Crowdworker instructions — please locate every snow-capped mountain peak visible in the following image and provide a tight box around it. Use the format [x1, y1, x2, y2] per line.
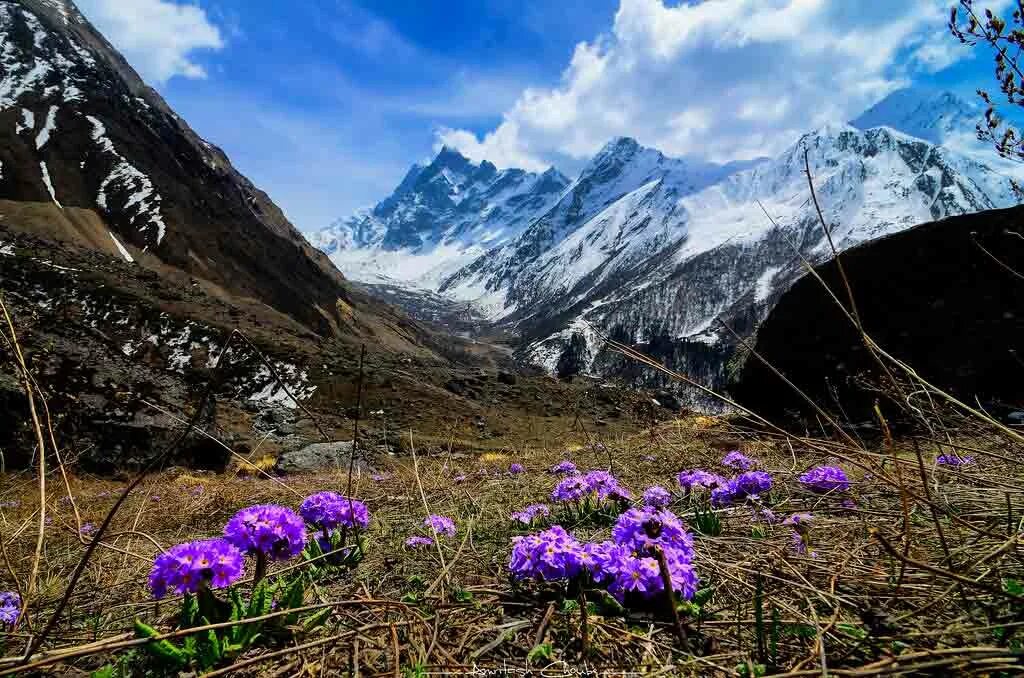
[310, 146, 571, 287]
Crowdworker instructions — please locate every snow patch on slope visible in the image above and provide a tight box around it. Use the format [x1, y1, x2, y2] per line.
[35, 104, 56, 148]
[39, 161, 60, 207]
[87, 115, 168, 245]
[107, 230, 134, 263]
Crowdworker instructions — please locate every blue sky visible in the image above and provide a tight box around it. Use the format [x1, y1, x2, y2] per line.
[76, 0, 1007, 233]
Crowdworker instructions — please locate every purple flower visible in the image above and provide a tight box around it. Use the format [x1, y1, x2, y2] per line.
[937, 454, 975, 467]
[453, 474, 468, 483]
[509, 463, 526, 474]
[722, 450, 755, 470]
[224, 504, 307, 561]
[549, 460, 578, 475]
[551, 470, 630, 503]
[799, 466, 850, 493]
[148, 538, 244, 599]
[508, 525, 586, 581]
[511, 504, 550, 525]
[190, 485, 205, 496]
[300, 492, 371, 531]
[0, 591, 20, 626]
[611, 507, 694, 554]
[642, 486, 672, 508]
[711, 471, 773, 506]
[424, 514, 456, 538]
[677, 470, 726, 492]
[783, 512, 814, 528]
[80, 522, 96, 536]
[371, 473, 389, 482]
[405, 536, 434, 549]
[643, 455, 657, 462]
[552, 475, 590, 502]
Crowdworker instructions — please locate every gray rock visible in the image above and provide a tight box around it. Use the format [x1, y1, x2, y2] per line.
[1007, 411, 1024, 425]
[274, 441, 368, 475]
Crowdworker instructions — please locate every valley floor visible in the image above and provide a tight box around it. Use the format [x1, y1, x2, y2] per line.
[0, 415, 1022, 676]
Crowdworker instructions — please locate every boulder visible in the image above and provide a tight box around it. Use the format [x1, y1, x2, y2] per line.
[274, 441, 368, 475]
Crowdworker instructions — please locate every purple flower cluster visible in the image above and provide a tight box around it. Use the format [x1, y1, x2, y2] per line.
[799, 466, 850, 493]
[405, 536, 434, 549]
[937, 454, 975, 467]
[551, 470, 630, 503]
[550, 460, 578, 475]
[511, 504, 551, 525]
[424, 514, 457, 538]
[642, 486, 672, 508]
[722, 450, 755, 470]
[509, 463, 526, 474]
[0, 591, 20, 626]
[148, 538, 244, 599]
[300, 492, 371, 531]
[224, 504, 307, 560]
[509, 526, 592, 581]
[677, 469, 726, 492]
[508, 508, 699, 604]
[711, 471, 773, 506]
[784, 513, 815, 555]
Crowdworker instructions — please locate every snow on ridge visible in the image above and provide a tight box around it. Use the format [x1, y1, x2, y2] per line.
[16, 108, 34, 134]
[107, 230, 134, 263]
[87, 115, 168, 245]
[39, 161, 61, 207]
[35, 104, 57, 148]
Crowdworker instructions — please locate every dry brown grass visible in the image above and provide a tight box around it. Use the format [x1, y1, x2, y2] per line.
[0, 409, 1021, 676]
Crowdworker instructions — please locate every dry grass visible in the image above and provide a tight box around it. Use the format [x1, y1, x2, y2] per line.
[0, 410, 1021, 675]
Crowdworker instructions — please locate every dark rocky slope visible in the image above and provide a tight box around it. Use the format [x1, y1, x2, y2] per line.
[732, 205, 1024, 422]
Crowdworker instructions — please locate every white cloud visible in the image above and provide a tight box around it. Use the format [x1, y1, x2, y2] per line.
[76, 0, 224, 83]
[439, 0, 978, 170]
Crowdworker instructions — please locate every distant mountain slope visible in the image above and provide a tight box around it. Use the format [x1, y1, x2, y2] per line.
[0, 0, 357, 334]
[311, 146, 570, 288]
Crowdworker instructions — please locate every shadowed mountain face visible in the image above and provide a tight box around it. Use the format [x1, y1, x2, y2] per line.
[732, 204, 1024, 423]
[0, 0, 358, 334]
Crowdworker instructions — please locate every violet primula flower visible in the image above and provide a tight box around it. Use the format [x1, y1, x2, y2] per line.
[722, 450, 755, 470]
[148, 538, 244, 599]
[677, 469, 726, 492]
[424, 514, 456, 538]
[224, 504, 307, 560]
[511, 504, 551, 525]
[549, 460, 578, 475]
[453, 474, 468, 483]
[509, 463, 525, 474]
[551, 474, 590, 502]
[0, 591, 20, 626]
[300, 492, 371, 531]
[799, 466, 850, 493]
[711, 471, 773, 506]
[508, 525, 587, 581]
[937, 454, 975, 467]
[642, 485, 672, 508]
[405, 536, 434, 549]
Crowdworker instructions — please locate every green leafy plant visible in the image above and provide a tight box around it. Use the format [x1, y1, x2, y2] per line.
[693, 503, 723, 536]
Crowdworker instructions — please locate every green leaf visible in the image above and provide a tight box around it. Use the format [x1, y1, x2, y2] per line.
[197, 625, 223, 670]
[133, 620, 188, 668]
[281, 578, 305, 625]
[527, 642, 553, 663]
[836, 623, 867, 640]
[693, 587, 715, 607]
[1002, 578, 1023, 596]
[301, 607, 332, 632]
[180, 593, 199, 628]
[90, 665, 116, 678]
[247, 581, 272, 619]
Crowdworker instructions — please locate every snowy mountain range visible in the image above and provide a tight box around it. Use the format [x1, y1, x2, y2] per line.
[312, 88, 1021, 380]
